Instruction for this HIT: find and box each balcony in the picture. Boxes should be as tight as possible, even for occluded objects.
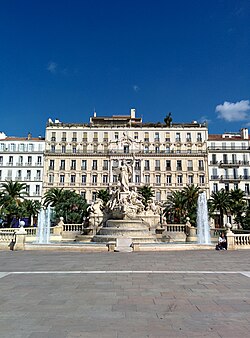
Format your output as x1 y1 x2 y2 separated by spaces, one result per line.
93 138 98 142
15 176 22 181
81 166 87 171
220 175 241 182
24 177 32 181
155 167 161 171
25 162 32 166
187 167 193 171
176 167 182 171
103 138 108 142
166 167 171 171
134 166 141 171
103 166 109 171
198 166 205 171
60 166 65 170
7 162 14 166
208 146 250 151
49 166 54 170
197 138 202 142
71 166 76 170
144 166 150 171
61 137 67 141
211 175 219 180
34 176 41 181
219 161 240 168
210 161 218 165
72 138 77 142
51 137 56 141
144 138 149 142
35 162 42 166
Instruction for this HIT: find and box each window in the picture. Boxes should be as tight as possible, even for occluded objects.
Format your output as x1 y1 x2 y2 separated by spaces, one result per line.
7 169 12 179
144 132 149 142
35 185 40 195
49 160 54 170
165 146 170 153
72 146 77 153
166 160 171 170
197 133 202 142
19 143 25 152
198 160 204 170
61 145 66 153
232 154 237 164
26 170 31 180
18 156 23 165
199 175 205 185
0 170 2 180
17 170 22 179
51 132 56 141
222 142 226 150
82 160 87 170
62 132 67 141
51 145 55 153
144 145 149 153
82 132 87 141
93 132 98 142
155 132 160 141
212 154 217 164
176 133 181 142
92 175 97 184
213 183 218 192
242 142 247 150
26 185 30 195
124 145 129 154
135 160 140 170
103 132 108 142
37 156 42 165
71 160 76 170
187 160 193 170
231 142 235 150
36 170 41 180
9 156 13 164
0 143 4 151
92 192 97 201
28 156 32 165
177 175 183 185
113 175 117 183
155 160 160 170
223 154 228 164
245 184 250 195
145 175 150 184
60 160 65 170
71 175 76 184
115 132 119 140
177 160 182 170
135 175 140 184
28 144 33 152
186 133 191 142
225 183 229 192
134 132 138 140
156 191 161 201
165 132 170 142
155 146 160 153
156 175 161 185
103 160 108 170
81 191 86 199
0 156 3 165
164 175 171 186
92 160 97 170
188 175 193 185
103 175 108 184
234 183 238 190
72 132 77 142
10 143 15 151
49 174 54 184
243 168 249 179
212 168 218 178
81 175 86 185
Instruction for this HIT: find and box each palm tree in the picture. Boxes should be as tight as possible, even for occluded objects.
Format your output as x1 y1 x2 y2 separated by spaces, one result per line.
1 180 28 202
208 189 231 227
182 185 201 224
0 180 28 226
229 189 247 228
163 190 186 223
43 188 64 207
137 185 154 209
21 200 42 226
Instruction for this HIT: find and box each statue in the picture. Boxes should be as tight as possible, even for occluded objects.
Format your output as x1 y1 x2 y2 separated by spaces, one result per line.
164 112 172 127
118 160 132 192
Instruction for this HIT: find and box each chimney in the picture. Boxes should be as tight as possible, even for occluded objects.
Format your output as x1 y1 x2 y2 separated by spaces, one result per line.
241 128 249 140
130 108 136 119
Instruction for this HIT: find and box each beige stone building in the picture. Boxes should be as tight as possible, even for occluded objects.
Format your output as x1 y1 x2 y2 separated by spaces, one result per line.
43 110 209 203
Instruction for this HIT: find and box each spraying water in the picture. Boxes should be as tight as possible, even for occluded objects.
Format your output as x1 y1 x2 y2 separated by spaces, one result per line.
37 206 51 244
196 192 211 244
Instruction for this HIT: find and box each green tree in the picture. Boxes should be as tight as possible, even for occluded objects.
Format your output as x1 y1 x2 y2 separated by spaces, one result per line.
43 188 65 207
20 200 42 226
96 189 110 208
44 188 88 224
163 190 186 223
229 189 247 228
0 180 28 226
208 189 231 227
182 185 201 224
137 185 154 209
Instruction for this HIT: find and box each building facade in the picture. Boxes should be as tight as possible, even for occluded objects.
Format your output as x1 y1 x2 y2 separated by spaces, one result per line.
0 133 45 201
43 110 209 203
208 129 250 196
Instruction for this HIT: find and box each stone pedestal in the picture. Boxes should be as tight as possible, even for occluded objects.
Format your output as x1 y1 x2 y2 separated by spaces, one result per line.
186 226 197 242
14 227 27 251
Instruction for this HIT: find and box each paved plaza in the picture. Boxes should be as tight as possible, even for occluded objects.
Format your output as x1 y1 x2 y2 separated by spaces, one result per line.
0 250 250 338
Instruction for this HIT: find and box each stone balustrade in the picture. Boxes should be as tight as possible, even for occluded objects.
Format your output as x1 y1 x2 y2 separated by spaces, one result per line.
165 224 186 232
63 224 84 232
227 232 250 250
0 230 15 243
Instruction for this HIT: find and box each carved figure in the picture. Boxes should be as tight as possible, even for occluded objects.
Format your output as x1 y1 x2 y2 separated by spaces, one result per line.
119 160 132 192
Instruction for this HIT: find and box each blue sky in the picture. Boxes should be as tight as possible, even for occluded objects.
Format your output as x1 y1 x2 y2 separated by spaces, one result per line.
0 0 250 136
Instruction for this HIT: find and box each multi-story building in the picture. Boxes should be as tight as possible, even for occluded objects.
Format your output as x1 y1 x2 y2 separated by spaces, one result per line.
43 109 209 203
0 132 45 201
208 128 250 198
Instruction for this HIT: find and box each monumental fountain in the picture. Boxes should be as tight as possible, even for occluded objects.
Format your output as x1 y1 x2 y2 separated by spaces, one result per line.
86 159 160 243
